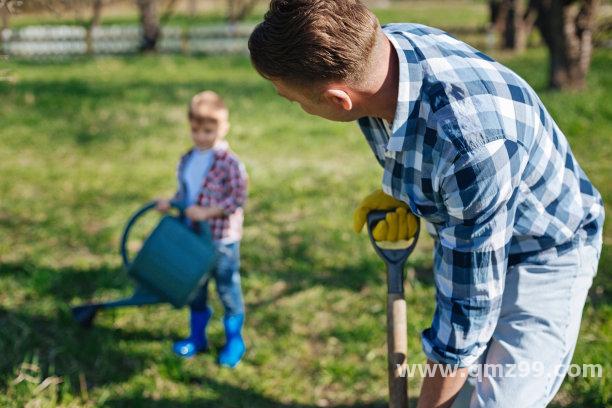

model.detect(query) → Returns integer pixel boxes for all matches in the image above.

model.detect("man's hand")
[353,189,418,241]
[185,205,224,221]
[417,360,468,408]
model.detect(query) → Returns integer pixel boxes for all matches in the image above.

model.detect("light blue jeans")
[190,241,245,316]
[452,233,603,407]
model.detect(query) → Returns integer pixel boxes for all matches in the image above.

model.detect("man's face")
[189,111,229,149]
[272,79,361,122]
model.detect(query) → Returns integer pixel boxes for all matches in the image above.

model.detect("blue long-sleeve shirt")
[358,23,604,367]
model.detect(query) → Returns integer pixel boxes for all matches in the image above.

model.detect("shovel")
[366,210,420,408]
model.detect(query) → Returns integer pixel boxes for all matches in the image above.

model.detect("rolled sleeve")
[422,139,524,367]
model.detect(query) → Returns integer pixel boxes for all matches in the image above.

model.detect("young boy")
[248,0,604,406]
[157,91,248,368]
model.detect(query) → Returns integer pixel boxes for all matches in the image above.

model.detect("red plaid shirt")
[175,142,248,242]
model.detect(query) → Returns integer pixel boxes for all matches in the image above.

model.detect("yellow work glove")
[353,189,418,241]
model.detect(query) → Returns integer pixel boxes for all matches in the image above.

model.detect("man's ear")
[323,88,353,111]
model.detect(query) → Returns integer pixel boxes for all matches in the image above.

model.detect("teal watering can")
[71,200,217,327]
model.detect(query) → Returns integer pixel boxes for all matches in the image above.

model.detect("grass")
[0,3,610,408]
[8,1,489,29]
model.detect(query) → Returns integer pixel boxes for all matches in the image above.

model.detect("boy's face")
[189,110,229,149]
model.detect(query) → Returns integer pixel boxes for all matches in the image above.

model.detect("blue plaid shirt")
[359,24,604,367]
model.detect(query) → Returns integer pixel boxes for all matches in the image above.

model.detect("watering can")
[71,200,217,327]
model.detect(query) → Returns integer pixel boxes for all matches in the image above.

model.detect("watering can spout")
[72,286,162,327]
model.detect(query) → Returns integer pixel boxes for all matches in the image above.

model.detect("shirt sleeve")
[422,138,524,367]
[173,151,189,203]
[218,157,248,216]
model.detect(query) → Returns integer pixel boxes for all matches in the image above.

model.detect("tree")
[136,0,159,51]
[534,0,598,89]
[1,7,9,31]
[85,0,103,54]
[134,0,178,52]
[490,0,538,51]
[490,0,502,25]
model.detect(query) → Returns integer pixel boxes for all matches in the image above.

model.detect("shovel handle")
[366,210,420,268]
[365,209,416,408]
[388,292,409,408]
[366,210,420,294]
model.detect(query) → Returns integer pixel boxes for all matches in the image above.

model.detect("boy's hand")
[156,199,171,213]
[353,189,418,241]
[184,205,224,221]
[185,205,211,221]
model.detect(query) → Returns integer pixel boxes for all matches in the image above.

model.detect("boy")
[157,91,248,368]
[248,0,604,406]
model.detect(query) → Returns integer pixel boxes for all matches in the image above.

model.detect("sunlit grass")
[0,6,610,408]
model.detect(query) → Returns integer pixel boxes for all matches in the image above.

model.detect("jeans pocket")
[579,242,600,279]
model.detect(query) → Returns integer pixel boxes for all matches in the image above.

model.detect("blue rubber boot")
[218,314,246,368]
[173,306,213,358]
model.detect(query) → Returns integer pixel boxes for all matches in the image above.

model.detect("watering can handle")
[120,200,185,268]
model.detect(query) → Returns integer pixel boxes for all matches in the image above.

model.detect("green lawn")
[1,5,610,408]
[9,1,489,29]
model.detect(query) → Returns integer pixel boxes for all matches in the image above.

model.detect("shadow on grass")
[246,253,434,313]
[243,221,434,312]
[0,261,130,302]
[0,305,417,407]
[0,306,153,392]
[0,306,329,407]
[104,392,418,408]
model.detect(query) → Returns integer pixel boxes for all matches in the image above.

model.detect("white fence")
[0,23,255,57]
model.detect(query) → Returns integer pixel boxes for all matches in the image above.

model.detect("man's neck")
[358,34,399,124]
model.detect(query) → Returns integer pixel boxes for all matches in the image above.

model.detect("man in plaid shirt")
[249,0,604,406]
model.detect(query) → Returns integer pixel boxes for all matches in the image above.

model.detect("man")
[248,1,604,406]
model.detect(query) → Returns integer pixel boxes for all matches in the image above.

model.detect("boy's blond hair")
[248,0,379,85]
[188,91,228,120]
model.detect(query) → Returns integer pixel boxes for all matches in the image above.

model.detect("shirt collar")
[213,140,229,151]
[188,140,229,158]
[381,27,424,152]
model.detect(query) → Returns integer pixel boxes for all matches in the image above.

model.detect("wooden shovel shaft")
[366,210,418,408]
[388,292,409,408]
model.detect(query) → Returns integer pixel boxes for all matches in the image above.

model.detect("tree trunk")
[492,0,537,51]
[504,0,521,49]
[0,9,9,31]
[535,0,597,89]
[490,0,502,26]
[1,8,9,31]
[136,0,160,52]
[0,6,8,52]
[86,0,103,54]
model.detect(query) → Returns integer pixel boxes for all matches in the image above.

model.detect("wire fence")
[0,23,255,57]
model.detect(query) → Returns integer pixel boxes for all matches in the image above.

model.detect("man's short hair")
[248,0,379,85]
[188,91,228,120]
